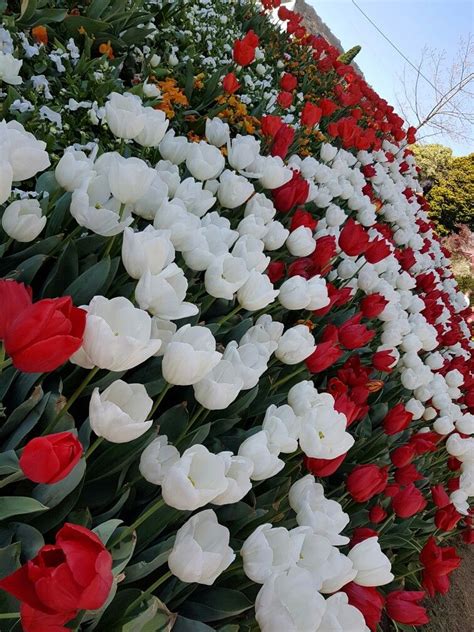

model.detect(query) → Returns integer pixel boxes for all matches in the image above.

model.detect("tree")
[428,154,474,232]
[412,144,453,189]
[396,35,474,144]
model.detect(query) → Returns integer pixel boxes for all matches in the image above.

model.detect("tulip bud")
[2,199,46,242]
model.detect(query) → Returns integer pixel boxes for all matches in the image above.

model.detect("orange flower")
[99,41,114,60]
[31,26,48,45]
[366,380,385,393]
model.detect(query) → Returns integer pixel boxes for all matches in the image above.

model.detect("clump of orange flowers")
[99,41,114,60]
[154,78,188,118]
[216,94,259,135]
[31,26,48,45]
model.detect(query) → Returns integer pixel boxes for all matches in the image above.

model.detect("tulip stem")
[217,304,241,326]
[109,497,166,548]
[126,570,173,613]
[270,365,307,391]
[148,382,172,420]
[85,436,104,459]
[0,470,24,489]
[0,613,20,619]
[45,366,101,433]
[396,566,424,580]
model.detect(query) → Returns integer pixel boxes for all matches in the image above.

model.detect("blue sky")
[309,0,473,155]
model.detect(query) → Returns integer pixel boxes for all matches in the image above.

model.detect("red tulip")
[261,115,284,137]
[0,523,113,632]
[420,536,461,597]
[272,170,309,213]
[394,463,424,486]
[338,218,369,256]
[3,296,86,373]
[270,123,295,159]
[382,403,413,435]
[360,293,387,318]
[341,583,384,632]
[386,590,429,625]
[277,90,293,108]
[290,208,317,232]
[310,235,336,274]
[390,445,416,468]
[435,505,462,532]
[301,102,322,127]
[279,72,297,91]
[392,484,427,518]
[233,34,256,66]
[350,528,379,548]
[0,279,32,339]
[372,349,396,372]
[266,261,286,283]
[222,72,240,94]
[369,504,387,524]
[19,432,83,484]
[304,452,347,477]
[431,484,451,508]
[305,340,343,373]
[365,237,391,263]
[346,464,388,502]
[339,316,375,349]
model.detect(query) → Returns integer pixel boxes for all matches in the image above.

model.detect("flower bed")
[0,1,472,631]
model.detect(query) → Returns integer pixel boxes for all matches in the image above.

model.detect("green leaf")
[2,393,50,450]
[183,422,211,448]
[0,386,43,439]
[110,529,136,575]
[123,536,174,583]
[173,616,216,632]
[180,588,253,622]
[42,239,79,297]
[0,543,21,579]
[9,522,44,560]
[93,519,123,546]
[87,431,153,482]
[123,594,174,632]
[12,254,48,285]
[63,15,111,37]
[0,451,20,476]
[32,459,86,508]
[0,497,48,521]
[30,8,68,26]
[157,404,188,442]
[65,256,111,305]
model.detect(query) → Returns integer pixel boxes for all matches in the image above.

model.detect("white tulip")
[133,176,169,220]
[348,537,394,586]
[162,445,228,510]
[241,525,296,583]
[2,199,46,242]
[0,159,13,204]
[0,120,50,180]
[262,404,301,453]
[205,117,230,147]
[135,107,169,147]
[162,325,222,385]
[299,406,354,459]
[105,92,145,139]
[320,143,338,162]
[212,453,254,505]
[159,130,189,164]
[122,226,175,279]
[139,435,180,485]
[238,431,284,481]
[108,155,155,205]
[155,160,181,196]
[174,177,216,217]
[135,265,198,321]
[278,276,311,310]
[275,325,316,365]
[223,341,269,390]
[237,271,279,311]
[255,567,326,632]
[286,226,316,257]
[70,176,132,236]
[245,193,276,223]
[289,475,350,545]
[204,254,249,299]
[232,235,269,273]
[150,317,177,357]
[318,593,368,632]
[218,170,254,209]
[0,51,22,84]
[228,134,260,172]
[186,141,225,181]
[240,315,284,355]
[288,381,333,416]
[70,296,161,371]
[254,155,293,189]
[263,220,290,250]
[193,360,243,410]
[154,199,201,251]
[168,509,235,584]
[55,149,93,191]
[237,215,268,240]
[89,380,153,443]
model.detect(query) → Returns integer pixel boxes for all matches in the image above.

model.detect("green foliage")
[412,143,453,185]
[428,154,474,231]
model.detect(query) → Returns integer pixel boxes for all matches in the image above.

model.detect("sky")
[308,0,473,155]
